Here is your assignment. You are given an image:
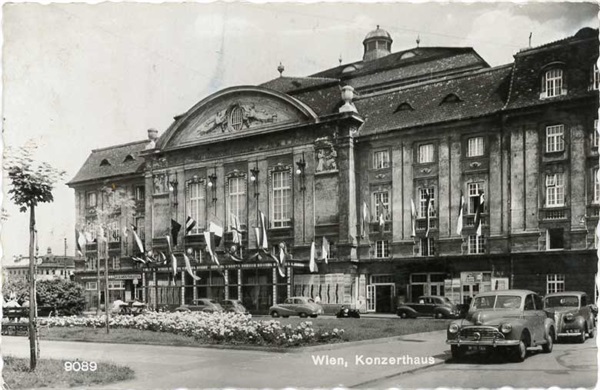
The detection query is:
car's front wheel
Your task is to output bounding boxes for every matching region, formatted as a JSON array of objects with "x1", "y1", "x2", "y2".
[
  {"x1": 271, "y1": 311, "x2": 280, "y2": 318},
  {"x1": 450, "y1": 345, "x2": 466, "y2": 360},
  {"x1": 588, "y1": 324, "x2": 595, "y2": 339},
  {"x1": 511, "y1": 335, "x2": 528, "y2": 362},
  {"x1": 434, "y1": 311, "x2": 444, "y2": 319},
  {"x1": 542, "y1": 328, "x2": 554, "y2": 353},
  {"x1": 398, "y1": 310, "x2": 408, "y2": 319},
  {"x1": 578, "y1": 328, "x2": 587, "y2": 344}
]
